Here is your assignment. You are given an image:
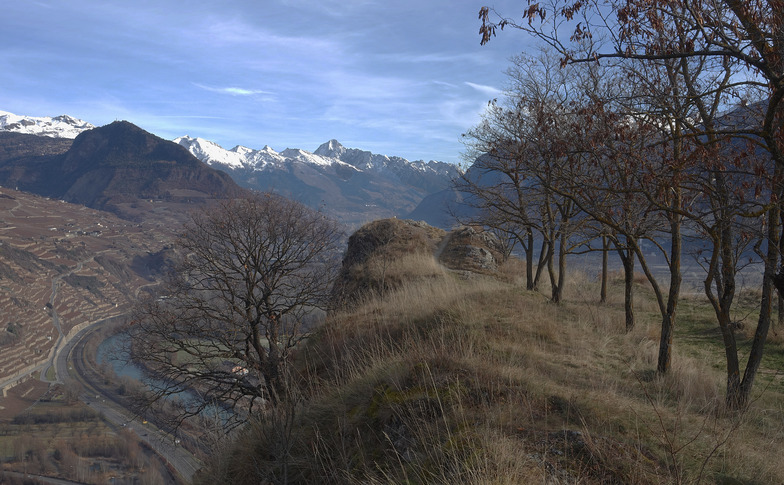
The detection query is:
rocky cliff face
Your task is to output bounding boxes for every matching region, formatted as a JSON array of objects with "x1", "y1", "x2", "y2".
[{"x1": 437, "y1": 226, "x2": 505, "y2": 274}]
